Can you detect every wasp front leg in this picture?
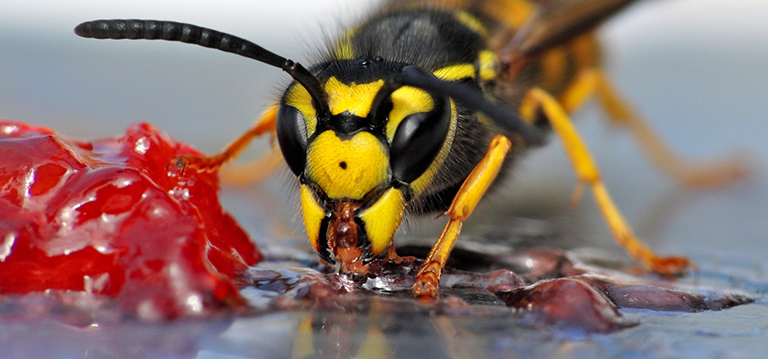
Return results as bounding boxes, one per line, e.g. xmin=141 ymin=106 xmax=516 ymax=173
xmin=413 ymin=135 xmax=513 ymax=299
xmin=526 ymin=87 xmax=691 ymax=276
xmin=174 ymin=104 xmax=279 ymax=174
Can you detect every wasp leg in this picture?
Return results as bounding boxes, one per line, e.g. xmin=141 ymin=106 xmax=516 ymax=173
xmin=218 ymin=150 xmax=283 ymax=186
xmin=560 ymin=69 xmax=749 ymax=188
xmin=413 ymin=135 xmax=513 ymax=299
xmin=529 ymin=87 xmax=691 ymax=276
xmin=174 ymin=104 xmax=279 ymax=173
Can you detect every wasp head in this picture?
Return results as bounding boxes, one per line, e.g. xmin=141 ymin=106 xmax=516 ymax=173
xmin=275 ymin=58 xmax=453 ymax=273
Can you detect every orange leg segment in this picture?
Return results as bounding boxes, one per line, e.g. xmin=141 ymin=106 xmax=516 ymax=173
xmin=174 ymin=104 xmax=279 ymax=173
xmin=218 ymin=150 xmax=284 ymax=186
xmin=529 ymin=87 xmax=691 ymax=276
xmin=413 ymin=134 xmax=513 ymax=298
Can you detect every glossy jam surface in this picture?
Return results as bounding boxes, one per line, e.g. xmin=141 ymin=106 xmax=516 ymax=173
xmin=0 ymin=122 xmax=261 ymax=319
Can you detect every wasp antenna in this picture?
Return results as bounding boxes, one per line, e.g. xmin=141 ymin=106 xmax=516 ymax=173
xmin=74 ymin=20 xmax=287 ymax=66
xmin=368 ymin=79 xmax=399 ymax=129
xmin=281 ymin=60 xmax=331 ymax=119
xmin=74 ymin=19 xmax=329 ymax=117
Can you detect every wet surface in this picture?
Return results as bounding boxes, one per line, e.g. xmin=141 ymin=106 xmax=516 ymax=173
xmin=0 ymin=240 xmax=761 ymax=358
xmin=241 ymin=246 xmax=753 ymax=331
xmin=0 ymin=248 xmax=765 ymax=358
xmin=2 ymin=1 xmax=768 ymax=358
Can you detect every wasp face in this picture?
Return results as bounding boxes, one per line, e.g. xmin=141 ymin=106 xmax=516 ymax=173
xmin=275 ymin=59 xmax=453 ymax=273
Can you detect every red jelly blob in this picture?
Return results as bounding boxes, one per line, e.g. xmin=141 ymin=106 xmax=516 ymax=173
xmin=0 ymin=122 xmax=262 ymax=319
xmin=498 ymin=277 xmax=636 ymax=332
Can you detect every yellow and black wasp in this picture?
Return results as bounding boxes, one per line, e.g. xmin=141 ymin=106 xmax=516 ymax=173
xmin=74 ymin=0 xmax=745 ymax=298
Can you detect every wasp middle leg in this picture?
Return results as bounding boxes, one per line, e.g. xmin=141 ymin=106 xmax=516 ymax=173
xmin=413 ymin=134 xmax=513 ymax=299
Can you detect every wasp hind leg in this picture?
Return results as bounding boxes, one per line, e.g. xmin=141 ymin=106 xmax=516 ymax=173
xmin=174 ymin=105 xmax=281 ymax=182
xmin=527 ymin=87 xmax=692 ymax=276
xmin=413 ymin=135 xmax=513 ymax=299
xmin=560 ymin=69 xmax=749 ymax=188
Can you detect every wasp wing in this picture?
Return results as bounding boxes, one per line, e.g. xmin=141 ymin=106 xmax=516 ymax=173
xmin=501 ymin=0 xmax=641 ymax=64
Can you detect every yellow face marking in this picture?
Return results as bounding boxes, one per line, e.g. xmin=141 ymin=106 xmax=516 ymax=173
xmin=306 ymin=130 xmax=389 ymax=200
xmin=284 ymin=84 xmax=318 ymax=136
xmin=284 ymin=76 xmax=390 ymax=137
xmin=324 ymin=77 xmax=384 ymax=118
xmin=385 ymin=86 xmax=434 ymax=140
xmin=300 ymin=184 xmax=327 ymax=251
xmin=478 ymin=50 xmax=500 ymax=81
xmin=433 ymin=63 xmax=476 ymax=82
xmin=357 ymin=188 xmax=406 ymax=256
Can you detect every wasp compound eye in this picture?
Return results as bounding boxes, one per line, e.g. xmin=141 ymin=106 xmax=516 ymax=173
xmin=389 ymin=96 xmax=451 ymax=183
xmin=276 ymin=104 xmax=309 ymax=176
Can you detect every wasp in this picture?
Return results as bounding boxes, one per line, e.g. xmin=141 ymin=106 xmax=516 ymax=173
xmin=74 ymin=0 xmax=745 ymax=298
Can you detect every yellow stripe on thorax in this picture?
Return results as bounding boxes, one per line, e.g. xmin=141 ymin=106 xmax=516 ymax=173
xmin=433 ymin=63 xmax=476 ymax=81
xmin=454 ymin=10 xmax=489 ymax=37
xmin=432 ymin=50 xmax=499 ymax=83
xmin=334 ymin=32 xmax=355 ymax=60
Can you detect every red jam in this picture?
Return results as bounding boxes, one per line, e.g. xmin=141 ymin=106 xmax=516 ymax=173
xmin=0 ymin=122 xmax=262 ymax=319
